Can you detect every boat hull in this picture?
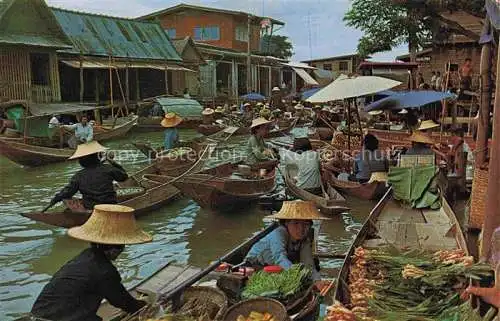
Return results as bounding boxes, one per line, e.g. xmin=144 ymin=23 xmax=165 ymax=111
xmin=325 ymin=172 xmax=388 ymax=200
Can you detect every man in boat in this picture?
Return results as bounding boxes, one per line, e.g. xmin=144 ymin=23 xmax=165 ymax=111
xmin=351 ymin=134 xmax=388 ymax=183
xmin=30 ymin=204 xmax=151 ymax=321
xmin=244 ymin=200 xmax=327 ymax=281
xmin=246 ymin=117 xmax=276 ymax=166
xmin=49 ymin=141 xmax=128 ymax=211
xmin=62 ymin=115 xmax=94 ymax=148
xmin=280 ymin=137 xmax=322 ymax=194
xmin=242 ymin=102 xmax=254 ymax=125
xmin=161 ymin=112 xmax=182 ymax=150
xmin=405 ymin=131 xmax=448 ymax=161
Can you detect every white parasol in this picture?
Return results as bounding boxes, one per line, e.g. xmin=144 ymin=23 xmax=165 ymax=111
xmin=306 ymin=75 xmax=402 ymax=103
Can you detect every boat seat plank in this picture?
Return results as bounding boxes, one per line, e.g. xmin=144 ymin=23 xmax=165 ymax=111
xmin=422 ymin=208 xmax=452 ymax=225
xmin=415 ymin=224 xmax=458 ymax=251
xmin=136 ymin=265 xmax=202 ymax=294
xmin=375 ymin=222 xmax=420 ymax=249
xmin=377 ymin=201 xmax=426 ymax=223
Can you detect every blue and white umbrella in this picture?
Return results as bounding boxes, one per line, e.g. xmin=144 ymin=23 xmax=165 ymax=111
xmin=241 ymin=92 xmax=266 ymax=101
xmin=365 ymin=90 xmax=457 ymax=111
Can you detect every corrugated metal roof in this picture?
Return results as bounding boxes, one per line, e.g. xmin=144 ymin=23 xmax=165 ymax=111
xmin=0 ymin=34 xmax=70 ymax=48
xmin=51 ymin=8 xmax=182 ymax=61
xmin=0 ymin=0 xmax=15 ymax=21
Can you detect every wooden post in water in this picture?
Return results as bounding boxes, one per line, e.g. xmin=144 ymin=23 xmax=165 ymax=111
xmin=347 ymin=99 xmax=351 ymax=152
xmin=79 ymin=57 xmax=84 ymax=104
xmin=476 ymin=20 xmax=492 ymax=167
xmin=125 ymin=65 xmax=130 ymax=104
xmin=109 ymin=55 xmax=114 ymax=118
xmin=94 ymin=70 xmax=101 ymax=125
xmin=480 ymin=34 xmax=500 ymax=261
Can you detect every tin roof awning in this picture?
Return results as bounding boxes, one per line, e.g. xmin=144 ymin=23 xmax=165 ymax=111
xmin=28 ymin=103 xmax=99 ymax=117
xmin=292 ymin=67 xmax=319 ymax=86
xmin=61 ymin=60 xmax=195 ymax=72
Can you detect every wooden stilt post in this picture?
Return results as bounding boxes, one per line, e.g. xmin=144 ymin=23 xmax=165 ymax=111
xmin=135 ymin=69 xmax=141 ymax=101
xmin=125 ymin=65 xmax=130 ymax=103
xmin=114 ymin=68 xmax=128 ymax=116
xmin=165 ymin=66 xmax=169 ymax=95
xmin=79 ymin=57 xmax=84 ymax=104
xmin=480 ymin=34 xmax=500 ymax=261
xmin=109 ymin=55 xmax=114 ymax=118
xmin=94 ymin=70 xmax=101 ymax=125
xmin=347 ymin=99 xmax=351 ymax=152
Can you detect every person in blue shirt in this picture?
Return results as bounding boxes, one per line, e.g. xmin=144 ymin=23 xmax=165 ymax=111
xmin=244 ymin=200 xmax=329 ymax=281
xmin=161 ymin=112 xmax=183 ymax=150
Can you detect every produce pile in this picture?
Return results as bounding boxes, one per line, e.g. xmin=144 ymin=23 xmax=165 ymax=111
xmin=142 ymin=297 xmax=221 ymax=321
xmin=236 ymin=311 xmax=276 ymax=321
xmin=116 ymin=187 xmax=145 ymax=196
xmin=241 ymin=265 xmax=312 ymax=302
xmin=326 ymin=247 xmax=493 ymax=321
xmin=330 ymin=132 xmax=362 ymax=152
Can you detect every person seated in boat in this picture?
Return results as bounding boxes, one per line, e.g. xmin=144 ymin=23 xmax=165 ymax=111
xmin=351 ymin=134 xmax=388 ymax=183
xmin=242 ymin=102 xmax=254 ymax=125
xmin=259 ymin=106 xmax=271 ymax=120
xmin=246 ymin=117 xmax=275 ymax=166
xmin=280 ymin=138 xmax=322 ymax=194
xmin=150 ymin=102 xmax=164 ymax=117
xmin=244 ymin=200 xmax=327 ymax=281
xmin=62 ymin=115 xmax=93 ymax=149
xmin=30 ymin=204 xmax=151 ymax=321
xmin=201 ymin=108 xmax=215 ymax=125
xmin=161 ymin=112 xmax=182 ymax=150
xmin=270 ymin=109 xmax=282 ymax=122
xmin=49 ymin=141 xmax=128 ymax=211
xmin=214 ymin=106 xmax=224 ymax=120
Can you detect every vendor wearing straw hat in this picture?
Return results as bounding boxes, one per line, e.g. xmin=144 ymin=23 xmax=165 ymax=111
xmin=49 ymin=141 xmax=128 ymax=211
xmin=405 ymin=131 xmax=447 ymax=160
xmin=201 ymin=108 xmax=215 ymax=125
xmin=31 ymin=204 xmax=152 ymax=320
xmin=246 ymin=117 xmax=275 ymax=165
xmin=161 ymin=112 xmax=182 ymax=150
xmin=417 ymin=119 xmax=440 ymax=132
xmin=244 ymin=200 xmax=329 ymax=281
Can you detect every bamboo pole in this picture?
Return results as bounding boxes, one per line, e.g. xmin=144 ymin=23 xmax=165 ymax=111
xmin=114 ymin=68 xmax=128 ymax=116
xmin=480 ymin=34 xmax=500 ymax=261
xmin=476 ymin=20 xmax=492 ymax=167
xmin=109 ymin=55 xmax=114 ymax=118
xmin=347 ymin=99 xmax=351 ymax=151
xmin=125 ymin=65 xmax=130 ymax=103
xmin=79 ymin=56 xmax=84 ymax=103
xmin=164 ymin=66 xmax=169 ymax=95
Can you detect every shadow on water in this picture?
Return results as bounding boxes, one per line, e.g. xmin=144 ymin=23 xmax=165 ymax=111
xmin=0 ymin=129 xmax=375 ymax=320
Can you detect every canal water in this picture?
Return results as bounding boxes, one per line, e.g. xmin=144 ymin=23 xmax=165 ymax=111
xmin=0 ymin=130 xmax=374 ymax=320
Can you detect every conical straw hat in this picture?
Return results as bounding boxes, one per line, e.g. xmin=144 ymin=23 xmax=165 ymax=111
xmin=398 ymin=109 xmax=408 ymax=114
xmin=267 ymin=200 xmax=330 ymax=220
xmin=417 ymin=119 xmax=440 ymax=130
xmin=368 ymin=110 xmax=383 ymax=116
xmin=68 ymin=141 xmax=107 ymax=160
xmin=202 ymin=108 xmax=214 ymax=116
xmin=409 ymin=131 xmax=435 ymax=144
xmin=368 ymin=171 xmax=388 ymax=183
xmin=161 ymin=112 xmax=183 ymax=128
xmin=294 ymin=104 xmax=304 ymax=110
xmin=250 ymin=117 xmax=272 ymax=129
xmin=272 ymin=86 xmax=280 ymax=92
xmin=215 ymin=106 xmax=224 ymax=113
xmin=68 ymin=204 xmax=152 ymax=245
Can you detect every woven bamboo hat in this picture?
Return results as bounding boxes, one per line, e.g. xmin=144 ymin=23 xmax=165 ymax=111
xmin=418 ymin=119 xmax=440 ymax=130
xmin=243 ymin=102 xmax=251 ymax=107
xmin=161 ymin=112 xmax=183 ymax=128
xmin=409 ymin=131 xmax=435 ymax=144
xmin=202 ymin=108 xmax=214 ymax=116
xmin=294 ymin=104 xmax=304 ymax=110
xmin=368 ymin=110 xmax=383 ymax=116
xmin=368 ymin=171 xmax=388 ymax=183
xmin=272 ymin=86 xmax=281 ymax=92
xmin=398 ymin=109 xmax=408 ymax=114
xmin=68 ymin=204 xmax=152 ymax=244
xmin=68 ymin=141 xmax=107 ymax=160
xmin=215 ymin=106 xmax=224 ymax=113
xmin=250 ymin=117 xmax=272 ymax=129
xmin=267 ymin=200 xmax=330 ymax=220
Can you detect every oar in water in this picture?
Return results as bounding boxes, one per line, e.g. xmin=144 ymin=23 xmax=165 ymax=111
xmin=41 ymin=203 xmax=56 ymax=213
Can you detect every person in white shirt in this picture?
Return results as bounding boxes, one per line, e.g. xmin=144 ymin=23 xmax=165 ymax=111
xmin=62 ymin=116 xmax=93 ymax=148
xmin=430 ymin=71 xmax=437 ymax=90
xmin=279 ymin=138 xmax=322 ymax=194
xmin=435 ymin=71 xmax=443 ymax=91
xmin=48 ymin=115 xmax=60 ymax=129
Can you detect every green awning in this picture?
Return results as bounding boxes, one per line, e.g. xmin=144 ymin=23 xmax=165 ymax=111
xmin=156 ymin=98 xmax=203 ymax=119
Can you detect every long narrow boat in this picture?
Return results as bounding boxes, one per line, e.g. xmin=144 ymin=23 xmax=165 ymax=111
xmin=144 ymin=162 xmax=277 ymax=210
xmin=324 ymin=171 xmax=388 ymax=200
xmin=21 ymin=142 xmax=215 ymax=228
xmin=283 ymin=165 xmax=349 ymax=215
xmin=197 ymin=118 xmax=297 ymax=138
xmin=334 ymin=187 xmax=470 ymax=311
xmin=0 ymin=115 xmax=138 ymax=167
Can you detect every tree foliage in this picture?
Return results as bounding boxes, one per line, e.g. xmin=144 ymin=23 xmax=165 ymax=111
xmin=258 ymin=35 xmax=294 ymax=59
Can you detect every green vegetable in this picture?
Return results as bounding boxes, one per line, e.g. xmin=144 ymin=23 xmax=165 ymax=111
xmin=242 ymin=264 xmax=312 ymax=300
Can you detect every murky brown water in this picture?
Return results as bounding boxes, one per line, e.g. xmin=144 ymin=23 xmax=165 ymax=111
xmin=0 ymin=129 xmax=374 ymax=320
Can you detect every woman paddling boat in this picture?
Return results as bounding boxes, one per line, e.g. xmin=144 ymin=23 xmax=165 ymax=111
xmin=30 ymin=204 xmax=152 ymax=321
xmin=161 ymin=112 xmax=183 ymax=150
xmin=244 ymin=200 xmax=329 ymax=283
xmin=246 ymin=117 xmax=277 ymax=169
xmin=49 ymin=141 xmax=128 ymax=211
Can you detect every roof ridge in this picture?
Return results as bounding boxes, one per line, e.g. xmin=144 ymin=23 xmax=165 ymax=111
xmin=50 ymin=6 xmax=158 ymax=25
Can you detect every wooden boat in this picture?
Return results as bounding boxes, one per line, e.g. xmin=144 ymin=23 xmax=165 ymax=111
xmin=283 ymin=165 xmax=349 ymax=215
xmin=0 ymin=115 xmax=138 ymax=167
xmin=20 ymin=142 xmax=215 ymax=228
xmin=324 ymin=171 xmax=388 ymax=200
xmin=133 ymin=117 xmax=201 ymax=132
xmin=334 ymin=187 xmax=470 ymax=309
xmin=144 ymin=162 xmax=277 ymax=210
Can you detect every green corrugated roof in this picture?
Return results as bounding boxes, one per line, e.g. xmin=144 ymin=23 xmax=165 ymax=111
xmin=51 ymin=8 xmax=182 ymax=61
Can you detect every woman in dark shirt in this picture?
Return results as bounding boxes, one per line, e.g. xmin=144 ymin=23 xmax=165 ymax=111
xmin=31 ymin=204 xmax=152 ymax=321
xmin=49 ymin=141 xmax=128 ymax=210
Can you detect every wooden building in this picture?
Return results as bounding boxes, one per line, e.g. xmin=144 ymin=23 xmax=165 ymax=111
xmin=358 ymin=61 xmax=419 ymax=90
xmin=137 ymin=3 xmax=293 ymax=101
xmin=301 ymin=53 xmax=365 ymax=75
xmin=171 ymin=37 xmax=205 ymax=97
xmin=50 ymin=7 xmax=183 ymax=105
xmin=0 ymin=0 xmax=72 ymax=103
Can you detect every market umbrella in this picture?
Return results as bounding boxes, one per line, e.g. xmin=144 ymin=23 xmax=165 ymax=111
xmin=301 ymin=87 xmax=322 ymax=100
xmin=241 ymin=92 xmax=266 ymax=101
xmin=306 ymin=75 xmax=402 ymax=103
xmin=365 ymin=90 xmax=456 ymax=111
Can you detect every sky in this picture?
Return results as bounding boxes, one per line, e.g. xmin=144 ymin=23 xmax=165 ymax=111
xmin=46 ymin=0 xmax=409 ymax=62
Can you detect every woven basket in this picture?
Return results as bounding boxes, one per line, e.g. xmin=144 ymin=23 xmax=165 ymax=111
xmin=223 ymin=298 xmax=290 ymax=321
xmin=469 ymin=167 xmax=489 ymax=229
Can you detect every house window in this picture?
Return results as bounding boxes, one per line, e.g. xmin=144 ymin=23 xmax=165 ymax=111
xmin=323 ymin=63 xmax=332 ymax=71
xmin=339 ymin=61 xmax=349 ymax=72
xmin=30 ymin=53 xmax=50 ymax=86
xmin=194 ymin=26 xmax=220 ymax=41
xmin=235 ymin=25 xmax=248 ymax=42
xmin=166 ymin=28 xmax=176 ymax=39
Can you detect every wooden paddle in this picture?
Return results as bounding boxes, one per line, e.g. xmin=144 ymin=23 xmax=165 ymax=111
xmin=41 ymin=202 xmax=56 ymax=213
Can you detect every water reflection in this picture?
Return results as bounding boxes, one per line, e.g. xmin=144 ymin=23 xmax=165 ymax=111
xmin=0 ymin=130 xmax=374 ymax=320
